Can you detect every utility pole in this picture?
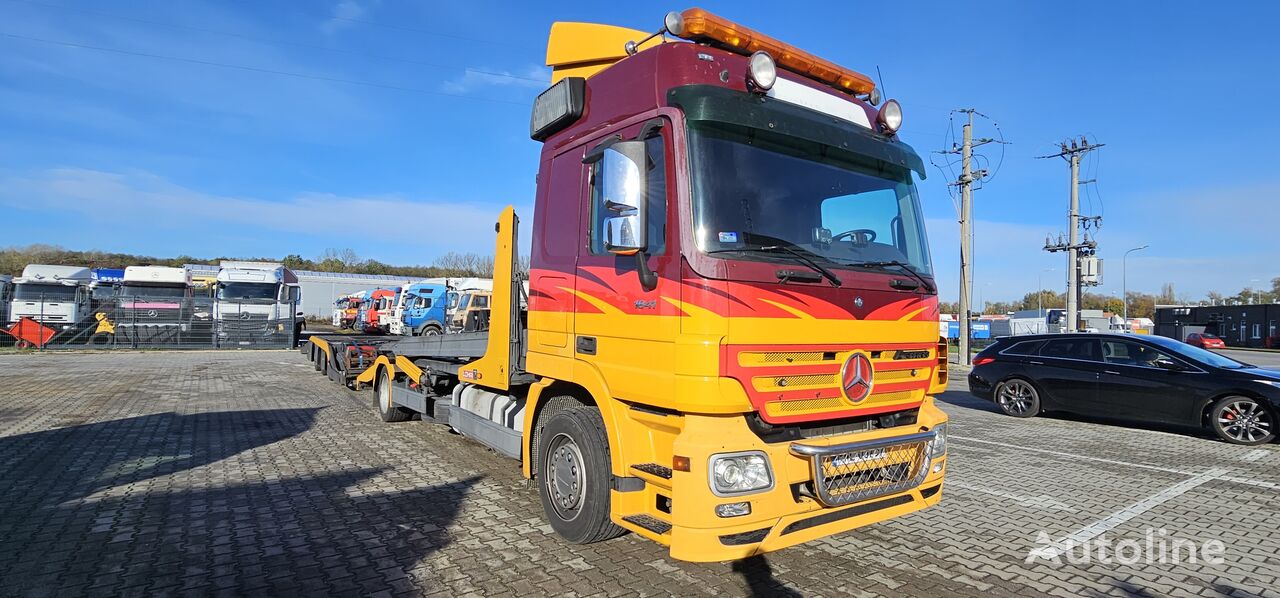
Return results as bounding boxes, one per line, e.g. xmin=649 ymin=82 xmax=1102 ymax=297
xmin=945 ymin=110 xmax=992 ymax=365
xmin=1039 ymin=136 xmax=1103 ymax=333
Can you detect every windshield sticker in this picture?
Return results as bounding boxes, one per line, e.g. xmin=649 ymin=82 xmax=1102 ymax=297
xmin=718 ymin=232 xmax=739 ymax=243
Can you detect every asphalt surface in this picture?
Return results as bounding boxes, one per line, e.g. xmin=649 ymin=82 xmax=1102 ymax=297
xmin=0 ymin=351 xmax=1276 ymax=597
xmin=1219 ymin=348 xmax=1280 ymax=369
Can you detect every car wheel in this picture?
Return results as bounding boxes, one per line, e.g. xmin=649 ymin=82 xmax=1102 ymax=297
xmin=994 ymin=378 xmax=1040 ymax=418
xmin=1209 ymin=396 xmax=1275 ymax=445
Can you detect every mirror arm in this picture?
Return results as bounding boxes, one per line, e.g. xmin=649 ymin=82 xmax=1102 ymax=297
xmin=634 ymin=252 xmax=658 ymax=292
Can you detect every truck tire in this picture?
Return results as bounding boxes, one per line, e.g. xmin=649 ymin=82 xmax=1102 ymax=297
xmin=376 ymin=367 xmax=413 ymax=422
xmin=418 ymin=324 xmax=442 ymax=337
xmin=535 ymin=406 xmax=625 ymax=544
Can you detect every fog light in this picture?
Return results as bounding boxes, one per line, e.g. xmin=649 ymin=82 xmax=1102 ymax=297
xmin=716 ymin=501 xmax=751 ymax=518
xmin=932 ymin=462 xmax=943 ymax=474
xmin=747 ymin=51 xmax=776 ymax=92
xmin=930 ymin=423 xmax=947 ymax=458
xmin=709 ymin=451 xmax=773 ymax=496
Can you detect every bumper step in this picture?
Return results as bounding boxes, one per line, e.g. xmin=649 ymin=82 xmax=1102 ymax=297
xmin=631 ymin=463 xmax=672 ymax=479
xmin=622 ymin=514 xmax=671 ymax=535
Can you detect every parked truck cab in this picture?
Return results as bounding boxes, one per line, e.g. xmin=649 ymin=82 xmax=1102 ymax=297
xmin=115 ymin=266 xmax=194 ymax=342
xmin=214 ymin=261 xmax=302 ymax=346
xmin=388 ymin=282 xmax=450 ymax=336
xmin=8 ymin=264 xmax=93 ymax=329
xmin=332 ymin=293 xmax=363 ymax=329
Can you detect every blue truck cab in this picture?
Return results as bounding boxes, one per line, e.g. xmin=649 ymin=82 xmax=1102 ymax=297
xmin=389 ymin=282 xmax=450 ymax=336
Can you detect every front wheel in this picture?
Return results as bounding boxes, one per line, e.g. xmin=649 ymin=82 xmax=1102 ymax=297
xmin=535 ymin=406 xmax=625 ymax=544
xmin=1209 ymin=396 xmax=1275 ymax=445
xmin=994 ymin=378 xmax=1041 ymax=418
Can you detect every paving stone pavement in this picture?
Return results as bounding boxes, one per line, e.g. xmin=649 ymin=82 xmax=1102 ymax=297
xmin=0 ymin=351 xmax=1277 ymax=597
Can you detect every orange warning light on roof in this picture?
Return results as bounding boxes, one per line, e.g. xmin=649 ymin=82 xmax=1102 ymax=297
xmin=667 ymin=8 xmax=876 ymax=96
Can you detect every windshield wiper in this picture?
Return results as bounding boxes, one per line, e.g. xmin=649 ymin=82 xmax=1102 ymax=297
xmin=708 ymin=245 xmax=842 ymax=287
xmin=854 ymin=260 xmax=935 ymax=293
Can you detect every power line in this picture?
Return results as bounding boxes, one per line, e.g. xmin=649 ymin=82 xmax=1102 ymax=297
xmin=0 ymin=31 xmax=531 ymax=106
xmin=4 ymin=0 xmax=547 ymax=83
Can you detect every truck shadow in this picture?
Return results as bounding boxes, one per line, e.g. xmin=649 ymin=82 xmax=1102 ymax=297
xmin=0 ymin=410 xmax=482 ymax=594
xmin=732 ymin=555 xmax=803 ymax=597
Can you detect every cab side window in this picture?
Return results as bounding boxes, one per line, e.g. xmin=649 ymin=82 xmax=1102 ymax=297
xmin=589 ymin=134 xmax=667 ymax=255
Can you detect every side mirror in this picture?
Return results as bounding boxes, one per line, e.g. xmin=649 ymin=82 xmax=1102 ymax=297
xmin=590 ymin=141 xmax=648 ymax=255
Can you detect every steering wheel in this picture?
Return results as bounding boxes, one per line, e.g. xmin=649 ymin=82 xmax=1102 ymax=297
xmin=832 ymin=229 xmax=877 ymax=244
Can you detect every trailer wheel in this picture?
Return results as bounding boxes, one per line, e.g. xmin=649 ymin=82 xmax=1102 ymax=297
xmin=536 ymin=406 xmax=625 ymax=544
xmin=376 ymin=367 xmax=412 ymax=422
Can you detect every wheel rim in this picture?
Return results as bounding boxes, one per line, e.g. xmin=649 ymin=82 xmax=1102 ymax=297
xmin=425 ymin=328 xmax=440 ymax=336
xmin=997 ymin=381 xmax=1035 ymax=415
xmin=1218 ymin=399 xmax=1272 ymax=442
xmin=545 ymin=433 xmax=586 ymax=521
xmin=379 ymin=374 xmax=391 ymax=411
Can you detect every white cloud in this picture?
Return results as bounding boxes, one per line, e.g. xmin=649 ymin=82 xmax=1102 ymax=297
xmin=0 ymin=168 xmax=522 ymax=261
xmin=440 ymin=66 xmax=549 ymax=94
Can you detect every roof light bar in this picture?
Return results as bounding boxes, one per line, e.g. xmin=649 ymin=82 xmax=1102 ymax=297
xmin=665 ymin=8 xmax=875 ymax=96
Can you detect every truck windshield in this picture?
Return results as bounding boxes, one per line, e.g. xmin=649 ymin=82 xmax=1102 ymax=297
xmin=14 ymin=283 xmax=78 ymax=301
xmin=119 ymin=285 xmax=187 ymax=298
xmin=217 ymin=282 xmax=278 ymax=301
xmin=689 ymin=122 xmax=933 ymax=276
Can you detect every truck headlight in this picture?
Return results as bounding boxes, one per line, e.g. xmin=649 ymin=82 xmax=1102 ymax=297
xmin=709 ymin=451 xmax=773 ymax=496
xmin=930 ymin=424 xmax=947 ymax=458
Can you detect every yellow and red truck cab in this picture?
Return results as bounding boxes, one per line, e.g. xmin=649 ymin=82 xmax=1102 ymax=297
xmin=338 ymin=8 xmax=948 ymax=563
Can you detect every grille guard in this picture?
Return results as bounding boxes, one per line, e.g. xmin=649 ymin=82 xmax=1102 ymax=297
xmin=790 ymin=430 xmax=936 ymax=507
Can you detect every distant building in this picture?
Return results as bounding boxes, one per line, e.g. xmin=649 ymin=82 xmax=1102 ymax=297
xmin=1155 ymin=304 xmax=1280 ymax=349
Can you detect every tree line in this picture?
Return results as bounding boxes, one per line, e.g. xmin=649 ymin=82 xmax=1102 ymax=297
xmin=0 ymin=245 xmax=512 ymax=279
xmin=940 ymin=278 xmax=1280 ymax=320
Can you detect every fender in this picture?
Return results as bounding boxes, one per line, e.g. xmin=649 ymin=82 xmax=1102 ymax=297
xmin=521 ymin=357 xmax=632 ymax=479
xmin=354 ymin=354 xmax=396 ymax=391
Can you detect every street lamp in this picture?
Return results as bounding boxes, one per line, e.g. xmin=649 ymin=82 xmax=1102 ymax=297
xmin=1122 ymin=244 xmax=1149 ymax=321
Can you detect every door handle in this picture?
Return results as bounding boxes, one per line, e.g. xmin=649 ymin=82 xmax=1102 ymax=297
xmin=1029 ymin=360 xmax=1044 ymax=365
xmin=575 ymin=336 xmax=597 ymax=355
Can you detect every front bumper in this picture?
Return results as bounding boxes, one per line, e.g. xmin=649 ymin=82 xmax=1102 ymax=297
xmin=658 ymin=398 xmax=948 ymax=562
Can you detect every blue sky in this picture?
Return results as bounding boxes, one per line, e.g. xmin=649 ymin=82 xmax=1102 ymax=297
xmin=1 ymin=0 xmax=1278 ymax=304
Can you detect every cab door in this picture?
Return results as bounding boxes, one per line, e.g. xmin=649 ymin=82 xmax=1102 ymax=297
xmin=572 ymin=116 xmax=679 ymax=406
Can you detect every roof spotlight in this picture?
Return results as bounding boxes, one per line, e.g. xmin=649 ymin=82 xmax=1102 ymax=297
xmin=747 ymin=51 xmax=776 ymax=92
xmin=878 ymin=99 xmax=903 ymax=134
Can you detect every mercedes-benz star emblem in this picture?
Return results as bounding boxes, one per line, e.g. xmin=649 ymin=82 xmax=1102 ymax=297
xmin=240 ymin=312 xmax=251 ymax=320
xmin=145 ymin=309 xmax=157 ymax=318
xmin=853 ymin=296 xmax=864 ymax=308
xmin=840 ymin=352 xmax=874 ymax=403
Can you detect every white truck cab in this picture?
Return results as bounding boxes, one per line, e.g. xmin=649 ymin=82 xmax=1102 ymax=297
xmin=8 ymin=264 xmax=93 ymax=328
xmin=213 ymin=262 xmax=302 ymax=346
xmin=116 ymin=266 xmax=193 ymax=333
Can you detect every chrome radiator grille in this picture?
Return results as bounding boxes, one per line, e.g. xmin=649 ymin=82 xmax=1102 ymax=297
xmin=790 ymin=431 xmax=935 ymax=507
